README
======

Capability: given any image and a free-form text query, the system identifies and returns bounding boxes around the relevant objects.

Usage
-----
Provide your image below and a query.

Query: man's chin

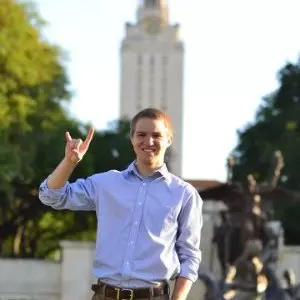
[139,156,156,165]
[142,158,155,165]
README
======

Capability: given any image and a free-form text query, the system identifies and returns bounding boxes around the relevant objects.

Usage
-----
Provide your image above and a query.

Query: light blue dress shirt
[39,162,203,288]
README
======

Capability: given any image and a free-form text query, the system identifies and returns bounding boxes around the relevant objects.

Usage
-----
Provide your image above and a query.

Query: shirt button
[134,221,138,225]
[130,241,134,245]
[142,183,146,186]
[138,202,142,206]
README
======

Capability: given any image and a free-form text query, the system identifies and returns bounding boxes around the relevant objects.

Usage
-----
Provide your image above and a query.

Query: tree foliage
[231,56,300,244]
[0,0,69,183]
[0,0,135,258]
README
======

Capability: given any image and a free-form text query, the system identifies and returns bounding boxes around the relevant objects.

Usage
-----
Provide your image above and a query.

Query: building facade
[120,0,184,176]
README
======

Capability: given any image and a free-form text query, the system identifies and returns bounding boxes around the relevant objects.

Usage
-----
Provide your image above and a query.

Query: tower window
[150,56,155,65]
[136,67,142,106]
[138,55,142,65]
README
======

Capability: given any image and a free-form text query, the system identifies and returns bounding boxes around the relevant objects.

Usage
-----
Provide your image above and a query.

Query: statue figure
[199,150,299,275]
[197,150,300,299]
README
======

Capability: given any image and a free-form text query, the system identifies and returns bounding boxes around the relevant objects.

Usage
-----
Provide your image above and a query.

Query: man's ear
[167,135,173,147]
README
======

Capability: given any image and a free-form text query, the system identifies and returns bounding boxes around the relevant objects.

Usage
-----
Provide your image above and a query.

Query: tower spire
[143,0,164,8]
[138,0,168,23]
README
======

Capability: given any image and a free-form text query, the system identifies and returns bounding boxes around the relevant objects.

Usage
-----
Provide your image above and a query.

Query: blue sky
[34,0,300,181]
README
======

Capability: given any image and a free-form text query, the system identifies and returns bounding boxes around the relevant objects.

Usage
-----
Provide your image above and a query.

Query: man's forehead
[135,129,165,134]
[135,123,168,132]
[136,118,166,128]
[134,118,171,136]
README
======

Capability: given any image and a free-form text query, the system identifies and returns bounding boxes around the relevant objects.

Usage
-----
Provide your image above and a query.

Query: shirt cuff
[179,254,202,282]
[39,178,68,205]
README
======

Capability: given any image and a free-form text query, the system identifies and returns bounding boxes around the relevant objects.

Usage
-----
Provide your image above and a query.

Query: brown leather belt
[92,280,169,299]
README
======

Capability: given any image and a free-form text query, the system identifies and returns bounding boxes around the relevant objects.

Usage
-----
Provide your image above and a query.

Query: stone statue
[199,150,299,275]
[197,150,300,299]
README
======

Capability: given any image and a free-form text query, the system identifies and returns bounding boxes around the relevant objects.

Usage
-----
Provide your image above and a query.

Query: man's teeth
[143,149,154,152]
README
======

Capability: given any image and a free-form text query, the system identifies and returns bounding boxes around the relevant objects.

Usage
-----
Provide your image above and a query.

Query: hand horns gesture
[65,127,94,163]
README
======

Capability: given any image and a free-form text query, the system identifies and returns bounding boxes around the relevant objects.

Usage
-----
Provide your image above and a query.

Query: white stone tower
[120,0,184,176]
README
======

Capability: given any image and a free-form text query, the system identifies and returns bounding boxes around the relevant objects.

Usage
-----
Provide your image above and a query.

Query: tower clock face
[144,17,161,35]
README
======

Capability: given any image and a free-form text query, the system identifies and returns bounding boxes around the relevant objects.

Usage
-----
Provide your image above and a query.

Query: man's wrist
[170,276,193,300]
[63,156,79,167]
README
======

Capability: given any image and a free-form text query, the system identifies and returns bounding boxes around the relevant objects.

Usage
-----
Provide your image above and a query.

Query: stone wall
[1,211,300,300]
[0,259,60,300]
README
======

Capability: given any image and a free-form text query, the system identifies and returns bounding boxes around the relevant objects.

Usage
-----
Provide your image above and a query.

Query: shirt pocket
[143,192,178,236]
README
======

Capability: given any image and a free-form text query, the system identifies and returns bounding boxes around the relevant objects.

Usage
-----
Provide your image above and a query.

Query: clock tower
[119,0,184,177]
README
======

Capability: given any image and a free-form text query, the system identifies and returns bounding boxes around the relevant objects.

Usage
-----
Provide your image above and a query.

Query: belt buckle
[115,288,134,300]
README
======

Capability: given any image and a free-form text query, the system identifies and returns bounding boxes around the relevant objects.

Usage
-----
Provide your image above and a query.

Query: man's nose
[145,136,154,145]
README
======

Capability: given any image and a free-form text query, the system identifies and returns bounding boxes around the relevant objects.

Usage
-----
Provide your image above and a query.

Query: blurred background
[1,0,300,299]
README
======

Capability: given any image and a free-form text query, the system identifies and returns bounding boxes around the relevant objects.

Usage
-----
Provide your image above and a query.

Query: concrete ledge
[60,240,95,249]
[283,246,300,253]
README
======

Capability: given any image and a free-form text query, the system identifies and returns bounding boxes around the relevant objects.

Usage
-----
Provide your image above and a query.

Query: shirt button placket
[122,182,148,272]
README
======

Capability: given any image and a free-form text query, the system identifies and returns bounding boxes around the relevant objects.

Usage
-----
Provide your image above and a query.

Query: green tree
[0,0,73,257]
[0,121,135,258]
[0,0,70,183]
[231,57,300,244]
[0,0,135,258]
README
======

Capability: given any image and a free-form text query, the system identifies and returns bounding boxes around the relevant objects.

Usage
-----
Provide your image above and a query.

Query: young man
[39,108,203,300]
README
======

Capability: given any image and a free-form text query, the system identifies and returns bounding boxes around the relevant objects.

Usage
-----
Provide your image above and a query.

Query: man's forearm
[171,277,193,300]
[47,158,77,189]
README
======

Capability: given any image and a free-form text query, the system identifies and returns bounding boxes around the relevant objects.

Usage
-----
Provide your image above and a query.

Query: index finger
[84,127,94,146]
[65,131,72,142]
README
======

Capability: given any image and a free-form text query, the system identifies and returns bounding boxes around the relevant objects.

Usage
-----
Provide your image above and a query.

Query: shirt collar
[124,161,171,181]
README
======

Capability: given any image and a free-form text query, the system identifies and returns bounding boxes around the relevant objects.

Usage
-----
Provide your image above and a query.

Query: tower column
[120,0,184,176]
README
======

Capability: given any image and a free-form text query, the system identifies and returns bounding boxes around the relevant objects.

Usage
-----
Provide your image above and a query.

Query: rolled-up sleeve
[39,175,98,211]
[176,188,203,282]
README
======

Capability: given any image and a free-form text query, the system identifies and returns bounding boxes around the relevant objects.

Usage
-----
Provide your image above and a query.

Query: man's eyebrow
[136,131,162,134]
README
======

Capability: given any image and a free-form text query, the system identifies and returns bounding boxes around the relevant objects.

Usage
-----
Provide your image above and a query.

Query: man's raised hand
[65,127,95,163]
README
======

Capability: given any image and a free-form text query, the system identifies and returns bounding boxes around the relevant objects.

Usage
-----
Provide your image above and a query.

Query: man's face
[131,117,172,167]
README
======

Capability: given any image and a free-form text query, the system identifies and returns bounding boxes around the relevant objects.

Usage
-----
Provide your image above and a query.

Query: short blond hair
[130,108,173,138]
